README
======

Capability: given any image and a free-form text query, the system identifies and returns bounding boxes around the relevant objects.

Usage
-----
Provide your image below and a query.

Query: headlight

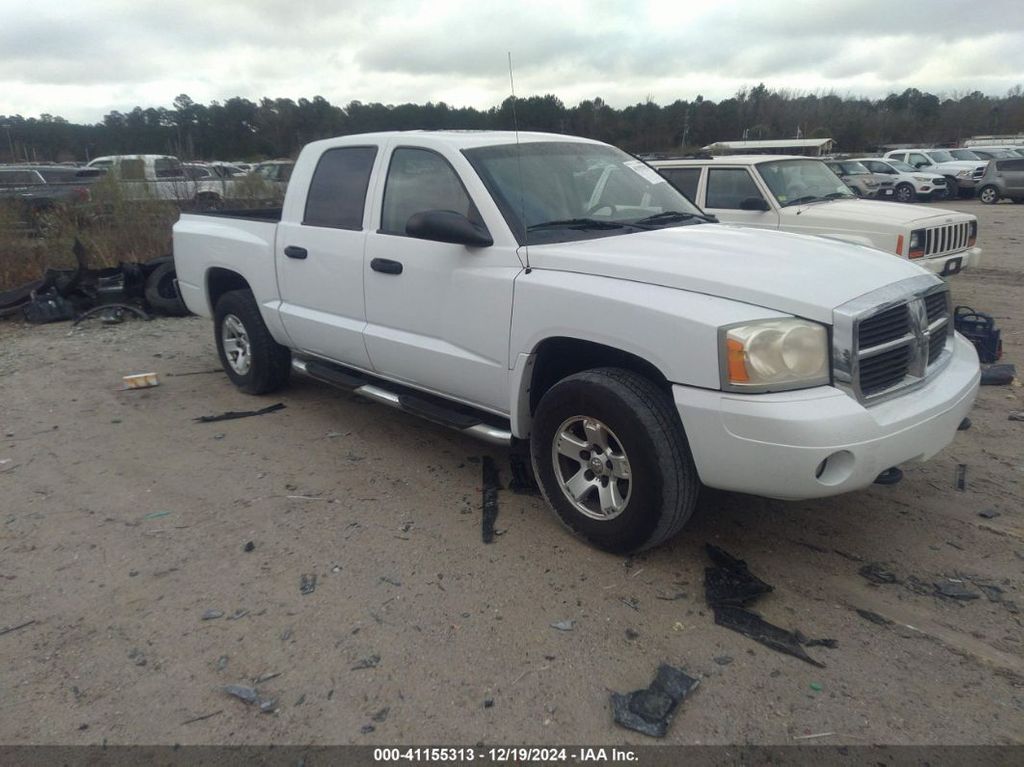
[956,169,970,177]
[721,319,830,392]
[913,176,931,182]
[908,228,926,258]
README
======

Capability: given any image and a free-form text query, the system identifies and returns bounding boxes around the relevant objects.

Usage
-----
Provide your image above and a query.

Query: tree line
[3,84,1024,164]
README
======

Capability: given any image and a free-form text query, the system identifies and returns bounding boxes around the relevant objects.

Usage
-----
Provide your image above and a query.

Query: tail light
[908,229,925,259]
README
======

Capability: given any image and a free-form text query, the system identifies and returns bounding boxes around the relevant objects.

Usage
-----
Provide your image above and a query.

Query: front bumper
[915,246,982,276]
[673,334,979,500]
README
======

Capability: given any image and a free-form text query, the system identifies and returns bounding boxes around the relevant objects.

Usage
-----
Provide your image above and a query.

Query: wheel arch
[206,267,252,313]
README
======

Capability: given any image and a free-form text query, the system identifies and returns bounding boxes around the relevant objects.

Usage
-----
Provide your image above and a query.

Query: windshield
[948,149,980,160]
[887,159,916,173]
[925,150,955,163]
[463,141,707,245]
[755,159,855,206]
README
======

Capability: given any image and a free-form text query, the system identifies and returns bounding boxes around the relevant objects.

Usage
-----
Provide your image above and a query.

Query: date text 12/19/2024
[374,747,639,762]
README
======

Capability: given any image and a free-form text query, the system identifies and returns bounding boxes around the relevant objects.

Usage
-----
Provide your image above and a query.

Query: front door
[701,167,780,229]
[362,146,520,414]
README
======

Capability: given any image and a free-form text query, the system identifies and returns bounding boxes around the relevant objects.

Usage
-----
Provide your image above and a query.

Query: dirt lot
[1,199,1022,746]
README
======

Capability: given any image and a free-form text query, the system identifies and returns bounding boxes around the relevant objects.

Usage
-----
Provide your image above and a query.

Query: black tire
[214,289,291,395]
[942,177,958,199]
[144,261,189,316]
[530,368,698,553]
[196,193,223,211]
[1012,198,1024,204]
[977,185,1000,205]
[894,182,916,203]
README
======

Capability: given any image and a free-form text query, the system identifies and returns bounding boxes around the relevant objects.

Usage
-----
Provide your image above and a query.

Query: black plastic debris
[980,364,1016,386]
[859,562,899,585]
[704,545,833,667]
[611,664,699,738]
[934,581,979,601]
[223,684,259,705]
[195,403,286,423]
[481,456,500,544]
[508,449,539,495]
[855,608,892,626]
[299,574,317,595]
[1009,412,1024,422]
[712,606,825,668]
[954,307,1002,363]
[352,654,380,670]
[958,417,972,431]
[873,467,903,485]
[201,609,224,621]
[243,541,255,552]
[978,509,1001,519]
[955,464,967,491]
[704,545,773,606]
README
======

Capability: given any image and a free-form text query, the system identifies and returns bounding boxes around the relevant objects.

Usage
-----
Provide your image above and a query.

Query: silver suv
[976,157,1024,204]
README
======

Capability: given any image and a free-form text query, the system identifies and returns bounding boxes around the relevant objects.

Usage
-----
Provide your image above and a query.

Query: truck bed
[185,207,283,223]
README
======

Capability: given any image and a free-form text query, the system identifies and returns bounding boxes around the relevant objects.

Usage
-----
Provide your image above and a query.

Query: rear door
[998,158,1024,195]
[655,167,701,204]
[701,167,780,229]
[275,145,380,368]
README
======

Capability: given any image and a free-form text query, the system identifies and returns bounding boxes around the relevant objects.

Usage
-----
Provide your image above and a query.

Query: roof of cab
[649,154,814,167]
[306,130,601,152]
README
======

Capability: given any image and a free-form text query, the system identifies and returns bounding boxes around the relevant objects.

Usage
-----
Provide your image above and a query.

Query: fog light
[815,450,855,486]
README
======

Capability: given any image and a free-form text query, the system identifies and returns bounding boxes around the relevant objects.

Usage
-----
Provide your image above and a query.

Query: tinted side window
[0,170,41,185]
[381,148,479,235]
[705,168,764,209]
[658,168,700,200]
[997,159,1024,171]
[154,158,184,178]
[909,154,930,166]
[303,146,378,230]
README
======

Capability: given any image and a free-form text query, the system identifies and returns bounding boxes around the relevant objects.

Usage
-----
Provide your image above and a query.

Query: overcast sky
[2,0,1022,123]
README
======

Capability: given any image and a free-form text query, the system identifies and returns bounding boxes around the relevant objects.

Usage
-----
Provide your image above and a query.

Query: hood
[528,225,934,324]
[785,198,974,227]
[931,160,987,172]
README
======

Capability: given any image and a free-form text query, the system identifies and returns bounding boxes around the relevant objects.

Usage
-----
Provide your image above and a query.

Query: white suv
[855,157,948,202]
[650,155,980,276]
[883,149,987,198]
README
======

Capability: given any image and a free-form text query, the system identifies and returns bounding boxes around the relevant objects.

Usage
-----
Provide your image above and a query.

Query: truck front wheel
[214,289,291,394]
[530,368,699,553]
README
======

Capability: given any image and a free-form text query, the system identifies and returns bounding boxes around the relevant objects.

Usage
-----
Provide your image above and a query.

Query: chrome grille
[833,275,954,405]
[924,222,969,257]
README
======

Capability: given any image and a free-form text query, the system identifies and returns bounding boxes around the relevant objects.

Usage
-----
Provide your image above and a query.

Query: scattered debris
[713,655,733,666]
[352,654,380,670]
[859,562,899,585]
[550,620,575,632]
[934,580,980,601]
[215,656,229,672]
[625,628,640,641]
[223,684,259,705]
[704,545,832,667]
[954,307,1002,364]
[128,648,147,667]
[143,511,171,520]
[957,417,972,431]
[280,628,293,641]
[201,609,224,621]
[955,464,967,491]
[226,609,249,621]
[182,710,223,726]
[0,620,36,638]
[855,608,892,626]
[371,707,390,722]
[611,664,700,738]
[978,509,1001,519]
[975,583,1004,602]
[299,574,317,595]
[507,450,539,495]
[809,682,823,692]
[980,364,1016,386]
[873,467,903,485]
[1009,412,1024,422]
[360,724,375,734]
[793,732,834,741]
[195,403,286,423]
[379,576,402,587]
[704,545,773,605]
[121,372,160,390]
[481,456,500,544]
[483,698,495,708]
[712,606,825,668]
[243,541,255,552]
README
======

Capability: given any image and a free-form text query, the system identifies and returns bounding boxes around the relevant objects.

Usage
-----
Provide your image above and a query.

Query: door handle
[284,246,307,260]
[371,258,403,275]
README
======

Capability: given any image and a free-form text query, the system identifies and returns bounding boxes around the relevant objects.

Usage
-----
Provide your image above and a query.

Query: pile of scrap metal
[0,239,187,324]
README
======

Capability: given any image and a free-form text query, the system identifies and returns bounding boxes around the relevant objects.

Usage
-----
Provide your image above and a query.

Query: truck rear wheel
[530,368,698,553]
[214,289,291,394]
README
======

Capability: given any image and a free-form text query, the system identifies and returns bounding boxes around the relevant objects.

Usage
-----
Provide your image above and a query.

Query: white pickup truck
[650,155,981,277]
[173,131,980,553]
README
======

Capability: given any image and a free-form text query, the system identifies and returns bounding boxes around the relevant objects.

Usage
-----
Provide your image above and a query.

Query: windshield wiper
[782,195,823,207]
[631,210,713,226]
[527,217,627,231]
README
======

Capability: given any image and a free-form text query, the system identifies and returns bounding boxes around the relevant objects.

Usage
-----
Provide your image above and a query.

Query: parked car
[824,159,895,199]
[963,145,1024,158]
[854,157,948,202]
[0,164,106,231]
[961,148,1017,161]
[882,149,987,198]
[86,154,197,202]
[976,157,1024,204]
[651,155,979,276]
[173,132,979,553]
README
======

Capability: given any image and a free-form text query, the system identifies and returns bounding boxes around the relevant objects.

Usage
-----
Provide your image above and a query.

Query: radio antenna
[508,51,529,268]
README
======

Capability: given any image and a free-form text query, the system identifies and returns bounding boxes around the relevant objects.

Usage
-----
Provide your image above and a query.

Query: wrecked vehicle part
[712,605,826,668]
[22,294,74,324]
[194,403,286,423]
[482,456,500,544]
[73,303,151,326]
[704,544,773,606]
[979,364,1016,386]
[144,261,188,316]
[611,664,700,738]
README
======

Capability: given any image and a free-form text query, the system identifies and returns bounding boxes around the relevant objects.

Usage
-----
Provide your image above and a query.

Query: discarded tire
[144,262,188,316]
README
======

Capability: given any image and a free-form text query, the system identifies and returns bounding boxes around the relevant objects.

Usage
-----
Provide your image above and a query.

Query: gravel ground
[0,199,1022,746]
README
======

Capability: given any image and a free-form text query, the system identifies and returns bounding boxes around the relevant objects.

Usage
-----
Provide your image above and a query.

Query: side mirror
[739,196,770,211]
[914,162,928,169]
[406,210,493,247]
